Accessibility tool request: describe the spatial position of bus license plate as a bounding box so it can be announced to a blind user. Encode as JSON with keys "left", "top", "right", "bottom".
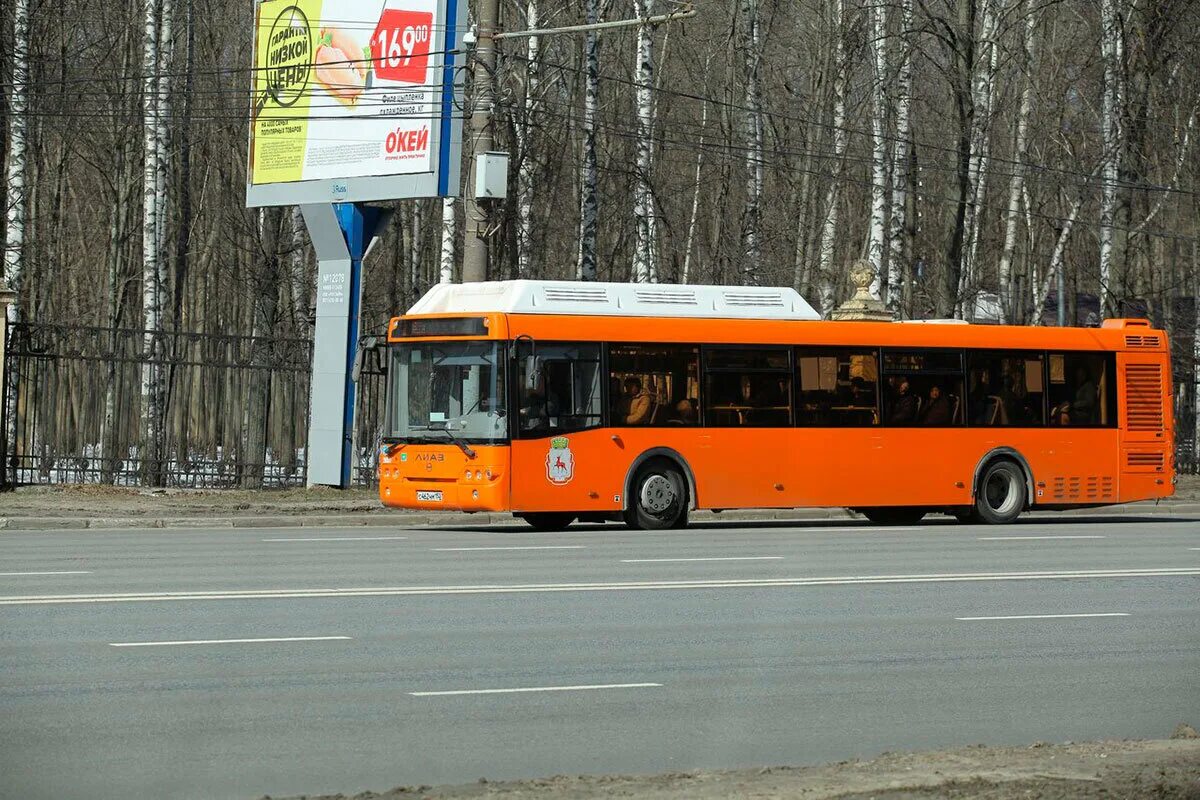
{"left": 416, "top": 490, "right": 443, "bottom": 502}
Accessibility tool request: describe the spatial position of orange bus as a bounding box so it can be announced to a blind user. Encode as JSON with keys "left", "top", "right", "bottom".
{"left": 378, "top": 280, "right": 1174, "bottom": 529}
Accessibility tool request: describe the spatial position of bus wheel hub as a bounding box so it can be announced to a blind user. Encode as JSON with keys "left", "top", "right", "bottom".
{"left": 641, "top": 474, "right": 676, "bottom": 514}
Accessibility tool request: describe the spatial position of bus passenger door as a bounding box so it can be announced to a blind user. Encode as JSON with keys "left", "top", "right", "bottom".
{"left": 508, "top": 341, "right": 623, "bottom": 515}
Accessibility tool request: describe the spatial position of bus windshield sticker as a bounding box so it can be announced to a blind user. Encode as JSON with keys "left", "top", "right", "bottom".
{"left": 546, "top": 436, "right": 575, "bottom": 485}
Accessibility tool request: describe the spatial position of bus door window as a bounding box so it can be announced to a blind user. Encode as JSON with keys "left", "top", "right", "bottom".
{"left": 966, "top": 352, "right": 1045, "bottom": 426}
{"left": 608, "top": 344, "right": 701, "bottom": 426}
{"left": 1048, "top": 353, "right": 1113, "bottom": 426}
{"left": 882, "top": 350, "right": 966, "bottom": 427}
{"left": 796, "top": 349, "right": 880, "bottom": 426}
{"left": 703, "top": 348, "right": 792, "bottom": 426}
{"left": 515, "top": 342, "right": 602, "bottom": 435}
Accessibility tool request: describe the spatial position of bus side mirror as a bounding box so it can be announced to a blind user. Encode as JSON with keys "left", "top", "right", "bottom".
{"left": 353, "top": 336, "right": 382, "bottom": 383}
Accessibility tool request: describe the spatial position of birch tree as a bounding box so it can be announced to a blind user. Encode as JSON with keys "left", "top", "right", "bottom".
{"left": 632, "top": 0, "right": 658, "bottom": 283}
{"left": 515, "top": 0, "right": 540, "bottom": 277}
{"left": 816, "top": 0, "right": 847, "bottom": 316}
{"left": 141, "top": 0, "right": 172, "bottom": 483}
{"left": 957, "top": 0, "right": 1000, "bottom": 319}
{"left": 886, "top": 0, "right": 913, "bottom": 317}
{"left": 3, "top": 0, "right": 30, "bottom": 322}
{"left": 866, "top": 0, "right": 889, "bottom": 301}
{"left": 997, "top": 0, "right": 1035, "bottom": 324}
{"left": 439, "top": 197, "right": 455, "bottom": 283}
{"left": 1098, "top": 0, "right": 1125, "bottom": 316}
{"left": 740, "top": 0, "right": 763, "bottom": 286}
{"left": 576, "top": 0, "right": 600, "bottom": 281}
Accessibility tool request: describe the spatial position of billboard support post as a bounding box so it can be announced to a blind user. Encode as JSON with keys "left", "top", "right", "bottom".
{"left": 303, "top": 203, "right": 384, "bottom": 488}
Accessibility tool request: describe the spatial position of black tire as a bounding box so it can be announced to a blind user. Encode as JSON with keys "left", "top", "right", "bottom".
{"left": 624, "top": 459, "right": 689, "bottom": 530}
{"left": 861, "top": 507, "right": 927, "bottom": 525}
{"left": 974, "top": 460, "right": 1027, "bottom": 524}
{"left": 518, "top": 512, "right": 576, "bottom": 531}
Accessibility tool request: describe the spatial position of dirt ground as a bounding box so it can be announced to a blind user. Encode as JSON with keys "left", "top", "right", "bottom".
{"left": 3, "top": 475, "right": 1199, "bottom": 518}
{"left": 264, "top": 736, "right": 1200, "bottom": 800}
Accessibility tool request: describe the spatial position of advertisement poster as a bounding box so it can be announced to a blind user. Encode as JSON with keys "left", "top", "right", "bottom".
{"left": 249, "top": 0, "right": 448, "bottom": 186}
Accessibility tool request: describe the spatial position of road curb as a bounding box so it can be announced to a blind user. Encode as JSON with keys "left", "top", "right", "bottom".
{"left": 1, "top": 501, "right": 1196, "bottom": 532}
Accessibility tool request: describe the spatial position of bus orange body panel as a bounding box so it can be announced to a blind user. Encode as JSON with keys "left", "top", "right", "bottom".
{"left": 379, "top": 303, "right": 1174, "bottom": 520}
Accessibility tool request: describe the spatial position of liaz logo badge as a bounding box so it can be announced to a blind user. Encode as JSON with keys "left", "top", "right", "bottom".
{"left": 546, "top": 436, "right": 574, "bottom": 485}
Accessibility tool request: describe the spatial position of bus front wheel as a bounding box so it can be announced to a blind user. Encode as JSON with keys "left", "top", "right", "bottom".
{"left": 625, "top": 460, "right": 689, "bottom": 530}
{"left": 518, "top": 512, "right": 576, "bottom": 532}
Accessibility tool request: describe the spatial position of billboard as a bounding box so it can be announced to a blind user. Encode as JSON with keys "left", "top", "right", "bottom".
{"left": 246, "top": 0, "right": 462, "bottom": 207}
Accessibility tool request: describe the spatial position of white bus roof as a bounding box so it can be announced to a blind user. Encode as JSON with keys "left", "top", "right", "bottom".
{"left": 406, "top": 280, "right": 821, "bottom": 321}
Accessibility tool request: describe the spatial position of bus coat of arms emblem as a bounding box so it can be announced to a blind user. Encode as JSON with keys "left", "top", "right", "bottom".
{"left": 546, "top": 436, "right": 574, "bottom": 484}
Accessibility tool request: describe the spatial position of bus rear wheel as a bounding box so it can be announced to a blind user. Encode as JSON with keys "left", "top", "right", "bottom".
{"left": 625, "top": 460, "right": 688, "bottom": 530}
{"left": 518, "top": 512, "right": 575, "bottom": 532}
{"left": 974, "top": 460, "right": 1026, "bottom": 524}
{"left": 861, "top": 507, "right": 926, "bottom": 526}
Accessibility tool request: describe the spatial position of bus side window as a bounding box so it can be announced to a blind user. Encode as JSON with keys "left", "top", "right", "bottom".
{"left": 609, "top": 344, "right": 701, "bottom": 426}
{"left": 515, "top": 342, "right": 602, "bottom": 436}
{"left": 703, "top": 348, "right": 792, "bottom": 426}
{"left": 1047, "top": 352, "right": 1111, "bottom": 426}
{"left": 881, "top": 350, "right": 966, "bottom": 427}
{"left": 796, "top": 349, "right": 879, "bottom": 426}
{"left": 966, "top": 352, "right": 1045, "bottom": 427}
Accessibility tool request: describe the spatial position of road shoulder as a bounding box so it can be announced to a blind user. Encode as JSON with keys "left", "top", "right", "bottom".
{"left": 266, "top": 737, "right": 1200, "bottom": 799}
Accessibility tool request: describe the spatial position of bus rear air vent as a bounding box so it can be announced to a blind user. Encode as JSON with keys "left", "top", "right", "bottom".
{"left": 1124, "top": 363, "right": 1164, "bottom": 431}
{"left": 634, "top": 288, "right": 698, "bottom": 305}
{"left": 542, "top": 286, "right": 609, "bottom": 303}
{"left": 723, "top": 290, "right": 785, "bottom": 308}
{"left": 1124, "top": 335, "right": 1161, "bottom": 348}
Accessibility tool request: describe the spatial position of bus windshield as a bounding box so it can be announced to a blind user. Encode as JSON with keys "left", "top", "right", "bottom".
{"left": 390, "top": 341, "right": 507, "bottom": 443}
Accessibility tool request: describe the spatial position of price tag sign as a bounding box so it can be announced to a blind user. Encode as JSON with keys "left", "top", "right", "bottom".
{"left": 371, "top": 9, "right": 433, "bottom": 84}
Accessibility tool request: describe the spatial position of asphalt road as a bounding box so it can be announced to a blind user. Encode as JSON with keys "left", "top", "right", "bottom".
{"left": 1, "top": 514, "right": 1198, "bottom": 800}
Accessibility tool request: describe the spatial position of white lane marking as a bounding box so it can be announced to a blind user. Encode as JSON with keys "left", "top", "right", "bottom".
{"left": 621, "top": 556, "right": 784, "bottom": 563}
{"left": 4, "top": 567, "right": 1198, "bottom": 606}
{"left": 956, "top": 613, "right": 1130, "bottom": 621}
{"left": 109, "top": 636, "right": 352, "bottom": 647}
{"left": 1189, "top": 548, "right": 1200, "bottom": 551}
{"left": 977, "top": 535, "right": 1106, "bottom": 541}
{"left": 410, "top": 682, "right": 661, "bottom": 697}
{"left": 431, "top": 545, "right": 586, "bottom": 552}
{"left": 263, "top": 536, "right": 408, "bottom": 542}
{"left": 0, "top": 571, "right": 92, "bottom": 576}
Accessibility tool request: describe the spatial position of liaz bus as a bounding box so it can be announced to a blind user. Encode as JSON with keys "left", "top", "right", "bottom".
{"left": 378, "top": 280, "right": 1174, "bottom": 530}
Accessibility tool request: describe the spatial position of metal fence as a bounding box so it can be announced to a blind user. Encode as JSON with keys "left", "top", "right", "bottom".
{"left": 2, "top": 324, "right": 324, "bottom": 488}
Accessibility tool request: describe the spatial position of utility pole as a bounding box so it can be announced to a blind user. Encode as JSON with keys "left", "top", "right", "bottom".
{"left": 459, "top": 3, "right": 696, "bottom": 284}
{"left": 461, "top": 0, "right": 501, "bottom": 283}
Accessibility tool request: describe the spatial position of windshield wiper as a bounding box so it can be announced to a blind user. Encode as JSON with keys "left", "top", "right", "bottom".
{"left": 428, "top": 422, "right": 477, "bottom": 459}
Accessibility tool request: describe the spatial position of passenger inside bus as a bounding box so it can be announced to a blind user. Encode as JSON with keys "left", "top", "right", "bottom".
{"left": 887, "top": 377, "right": 920, "bottom": 425}
{"left": 920, "top": 385, "right": 954, "bottom": 425}
{"left": 619, "top": 377, "right": 654, "bottom": 425}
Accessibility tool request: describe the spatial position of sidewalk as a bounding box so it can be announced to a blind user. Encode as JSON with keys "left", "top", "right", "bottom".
{"left": 2, "top": 481, "right": 1197, "bottom": 530}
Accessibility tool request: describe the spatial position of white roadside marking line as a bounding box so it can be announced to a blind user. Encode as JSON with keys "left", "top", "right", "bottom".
{"left": 955, "top": 613, "right": 1130, "bottom": 621}
{"left": 4, "top": 567, "right": 1198, "bottom": 606}
{"left": 977, "top": 535, "right": 1106, "bottom": 541}
{"left": 621, "top": 556, "right": 784, "bottom": 563}
{"left": 108, "top": 636, "right": 352, "bottom": 647}
{"left": 431, "top": 545, "right": 586, "bottom": 552}
{"left": 0, "top": 571, "right": 92, "bottom": 576}
{"left": 410, "top": 682, "right": 661, "bottom": 697}
{"left": 263, "top": 536, "right": 408, "bottom": 542}
{"left": 1189, "top": 548, "right": 1200, "bottom": 551}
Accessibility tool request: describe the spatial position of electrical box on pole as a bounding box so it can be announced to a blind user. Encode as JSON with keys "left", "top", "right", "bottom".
{"left": 474, "top": 152, "right": 510, "bottom": 200}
